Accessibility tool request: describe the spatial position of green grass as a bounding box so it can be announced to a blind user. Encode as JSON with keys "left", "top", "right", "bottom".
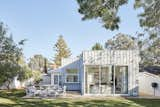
{"left": 0, "top": 90, "right": 160, "bottom": 107}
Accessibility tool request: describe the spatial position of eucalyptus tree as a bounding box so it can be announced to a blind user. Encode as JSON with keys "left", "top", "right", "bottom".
{"left": 134, "top": 0, "right": 160, "bottom": 66}
{"left": 77, "top": 0, "right": 128, "bottom": 30}
{"left": 105, "top": 33, "right": 138, "bottom": 50}
{"left": 28, "top": 54, "right": 48, "bottom": 73}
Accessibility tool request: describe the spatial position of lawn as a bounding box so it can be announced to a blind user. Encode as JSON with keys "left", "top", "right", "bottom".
{"left": 0, "top": 90, "right": 160, "bottom": 107}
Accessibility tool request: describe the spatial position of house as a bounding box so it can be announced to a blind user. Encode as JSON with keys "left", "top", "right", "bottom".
{"left": 51, "top": 50, "right": 140, "bottom": 96}
{"left": 138, "top": 66, "right": 160, "bottom": 96}
{"left": 143, "top": 66, "right": 160, "bottom": 75}
{"left": 138, "top": 72, "right": 160, "bottom": 96}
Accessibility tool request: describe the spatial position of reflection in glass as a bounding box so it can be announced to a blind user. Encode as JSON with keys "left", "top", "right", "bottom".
{"left": 115, "top": 66, "right": 128, "bottom": 94}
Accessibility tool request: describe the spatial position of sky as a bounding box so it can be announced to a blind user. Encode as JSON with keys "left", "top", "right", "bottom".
{"left": 0, "top": 0, "right": 142, "bottom": 61}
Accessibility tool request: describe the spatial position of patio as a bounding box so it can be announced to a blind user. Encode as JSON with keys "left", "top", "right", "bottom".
{"left": 25, "top": 84, "right": 66, "bottom": 98}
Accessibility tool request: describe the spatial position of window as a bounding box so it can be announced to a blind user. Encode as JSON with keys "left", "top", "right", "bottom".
{"left": 66, "top": 75, "right": 78, "bottom": 83}
{"left": 66, "top": 69, "right": 79, "bottom": 83}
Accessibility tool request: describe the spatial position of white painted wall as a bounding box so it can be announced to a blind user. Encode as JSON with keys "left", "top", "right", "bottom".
{"left": 0, "top": 76, "right": 34, "bottom": 89}
{"left": 82, "top": 50, "right": 140, "bottom": 96}
{"left": 40, "top": 74, "right": 51, "bottom": 85}
{"left": 138, "top": 72, "right": 160, "bottom": 96}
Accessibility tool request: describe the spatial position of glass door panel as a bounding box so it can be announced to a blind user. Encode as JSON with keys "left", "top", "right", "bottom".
{"left": 115, "top": 66, "right": 128, "bottom": 94}
{"left": 85, "top": 65, "right": 128, "bottom": 95}
{"left": 87, "top": 66, "right": 100, "bottom": 94}
{"left": 85, "top": 65, "right": 114, "bottom": 94}
{"left": 100, "top": 66, "right": 113, "bottom": 94}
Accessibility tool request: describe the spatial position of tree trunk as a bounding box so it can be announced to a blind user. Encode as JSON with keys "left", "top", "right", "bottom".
{"left": 6, "top": 80, "right": 11, "bottom": 90}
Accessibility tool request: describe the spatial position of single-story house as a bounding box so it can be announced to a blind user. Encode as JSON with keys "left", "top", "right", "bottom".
{"left": 143, "top": 66, "right": 160, "bottom": 75}
{"left": 51, "top": 50, "right": 140, "bottom": 96}
{"left": 138, "top": 72, "right": 160, "bottom": 96}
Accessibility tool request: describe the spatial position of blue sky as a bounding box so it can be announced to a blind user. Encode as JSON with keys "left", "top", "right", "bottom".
{"left": 0, "top": 0, "right": 142, "bottom": 61}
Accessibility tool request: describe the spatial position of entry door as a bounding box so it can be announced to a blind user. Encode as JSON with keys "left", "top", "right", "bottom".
{"left": 54, "top": 74, "right": 62, "bottom": 86}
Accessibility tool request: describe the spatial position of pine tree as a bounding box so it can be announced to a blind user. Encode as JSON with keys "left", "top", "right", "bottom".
{"left": 91, "top": 43, "right": 103, "bottom": 50}
{"left": 54, "top": 35, "right": 71, "bottom": 67}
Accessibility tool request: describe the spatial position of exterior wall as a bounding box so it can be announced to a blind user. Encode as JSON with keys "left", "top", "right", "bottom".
{"left": 0, "top": 76, "right": 34, "bottom": 89}
{"left": 61, "top": 57, "right": 83, "bottom": 91}
{"left": 52, "top": 50, "right": 140, "bottom": 96}
{"left": 138, "top": 72, "right": 160, "bottom": 96}
{"left": 82, "top": 50, "right": 140, "bottom": 96}
{"left": 40, "top": 74, "right": 51, "bottom": 85}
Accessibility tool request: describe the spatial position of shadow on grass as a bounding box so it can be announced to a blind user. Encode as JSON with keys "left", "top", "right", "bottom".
{"left": 1, "top": 90, "right": 160, "bottom": 107}
{"left": 125, "top": 98, "right": 160, "bottom": 107}
{"left": 0, "top": 99, "right": 133, "bottom": 107}
{"left": 0, "top": 89, "right": 25, "bottom": 98}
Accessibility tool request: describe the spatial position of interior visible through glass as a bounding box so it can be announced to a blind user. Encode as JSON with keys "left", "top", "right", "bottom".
{"left": 115, "top": 66, "right": 128, "bottom": 94}
{"left": 85, "top": 65, "right": 128, "bottom": 95}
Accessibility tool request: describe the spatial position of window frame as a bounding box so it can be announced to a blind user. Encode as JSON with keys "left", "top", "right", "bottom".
{"left": 65, "top": 69, "right": 79, "bottom": 83}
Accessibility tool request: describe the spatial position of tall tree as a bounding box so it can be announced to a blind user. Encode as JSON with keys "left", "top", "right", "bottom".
{"left": 77, "top": 0, "right": 128, "bottom": 30}
{"left": 134, "top": 0, "right": 160, "bottom": 31}
{"left": 44, "top": 58, "right": 48, "bottom": 73}
{"left": 17, "top": 56, "right": 33, "bottom": 82}
{"left": 134, "top": 0, "right": 160, "bottom": 66}
{"left": 54, "top": 35, "right": 71, "bottom": 67}
{"left": 0, "top": 22, "right": 32, "bottom": 89}
{"left": 137, "top": 32, "right": 160, "bottom": 66}
{"left": 28, "top": 54, "right": 48, "bottom": 73}
{"left": 91, "top": 42, "right": 104, "bottom": 50}
{"left": 105, "top": 33, "right": 138, "bottom": 50}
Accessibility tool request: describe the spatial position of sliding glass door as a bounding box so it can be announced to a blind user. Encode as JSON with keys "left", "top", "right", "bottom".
{"left": 100, "top": 66, "right": 113, "bottom": 94}
{"left": 85, "top": 65, "right": 128, "bottom": 95}
{"left": 115, "top": 66, "right": 128, "bottom": 94}
{"left": 85, "top": 65, "right": 113, "bottom": 94}
{"left": 85, "top": 65, "right": 100, "bottom": 94}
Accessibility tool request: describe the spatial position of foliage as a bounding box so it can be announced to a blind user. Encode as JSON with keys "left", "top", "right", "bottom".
{"left": 0, "top": 22, "right": 32, "bottom": 89}
{"left": 91, "top": 42, "right": 103, "bottom": 50}
{"left": 0, "top": 22, "right": 22, "bottom": 89}
{"left": 28, "top": 54, "right": 48, "bottom": 73}
{"left": 134, "top": 0, "right": 160, "bottom": 66}
{"left": 18, "top": 66, "right": 33, "bottom": 82}
{"left": 0, "top": 62, "right": 21, "bottom": 89}
{"left": 0, "top": 23, "right": 22, "bottom": 63}
{"left": 54, "top": 35, "right": 71, "bottom": 67}
{"left": 134, "top": 0, "right": 160, "bottom": 30}
{"left": 105, "top": 33, "right": 138, "bottom": 50}
{"left": 32, "top": 70, "right": 42, "bottom": 84}
{"left": 77, "top": 0, "right": 128, "bottom": 30}
{"left": 137, "top": 32, "right": 160, "bottom": 66}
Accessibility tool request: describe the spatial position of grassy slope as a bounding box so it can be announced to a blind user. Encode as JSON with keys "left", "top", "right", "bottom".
{"left": 0, "top": 90, "right": 160, "bottom": 107}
